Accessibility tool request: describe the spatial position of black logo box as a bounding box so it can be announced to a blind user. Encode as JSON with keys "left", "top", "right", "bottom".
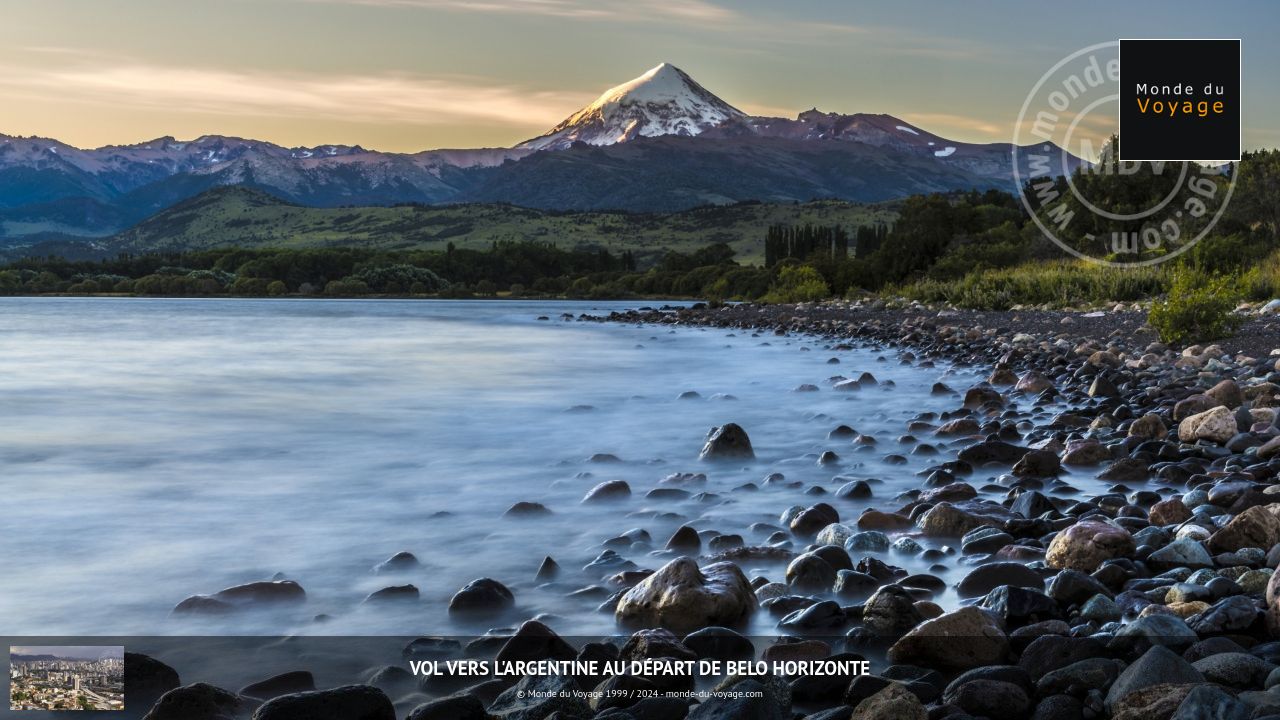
{"left": 1119, "top": 39, "right": 1241, "bottom": 162}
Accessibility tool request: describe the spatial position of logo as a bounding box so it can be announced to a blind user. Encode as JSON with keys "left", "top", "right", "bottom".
{"left": 1012, "top": 41, "right": 1238, "bottom": 267}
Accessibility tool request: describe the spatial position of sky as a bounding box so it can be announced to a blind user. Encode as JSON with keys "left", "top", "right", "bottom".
{"left": 11, "top": 646, "right": 123, "bottom": 660}
{"left": 1, "top": 0, "right": 1277, "bottom": 153}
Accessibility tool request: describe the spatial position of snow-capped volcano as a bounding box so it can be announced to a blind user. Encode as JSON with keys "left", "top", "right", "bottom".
{"left": 517, "top": 63, "right": 745, "bottom": 151}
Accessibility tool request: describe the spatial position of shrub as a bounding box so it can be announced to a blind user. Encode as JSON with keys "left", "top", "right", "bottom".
{"left": 323, "top": 278, "right": 370, "bottom": 296}
{"left": 1147, "top": 266, "right": 1243, "bottom": 345}
{"left": 352, "top": 264, "right": 447, "bottom": 293}
{"left": 763, "top": 265, "right": 831, "bottom": 304}
{"left": 267, "top": 280, "right": 288, "bottom": 296}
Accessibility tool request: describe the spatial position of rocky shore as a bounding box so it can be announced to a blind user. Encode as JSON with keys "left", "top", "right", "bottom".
{"left": 128, "top": 299, "right": 1280, "bottom": 720}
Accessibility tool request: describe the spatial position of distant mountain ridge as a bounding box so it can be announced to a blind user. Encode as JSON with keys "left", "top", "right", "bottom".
{"left": 0, "top": 62, "right": 1080, "bottom": 250}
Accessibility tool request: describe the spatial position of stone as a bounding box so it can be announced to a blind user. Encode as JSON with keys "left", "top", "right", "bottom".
{"left": 174, "top": 580, "right": 305, "bottom": 614}
{"left": 956, "top": 562, "right": 1044, "bottom": 598}
{"left": 489, "top": 674, "right": 590, "bottom": 720}
{"left": 448, "top": 578, "right": 514, "bottom": 616}
{"left": 1046, "top": 521, "right": 1134, "bottom": 572}
{"left": 979, "top": 585, "right": 1059, "bottom": 625}
{"left": 1016, "top": 372, "right": 1054, "bottom": 394}
{"left": 700, "top": 424, "right": 754, "bottom": 460}
{"left": 815, "top": 523, "right": 855, "bottom": 548}
{"left": 1036, "top": 658, "right": 1122, "bottom": 697}
{"left": 240, "top": 671, "right": 316, "bottom": 701}
{"left": 957, "top": 439, "right": 1025, "bottom": 464}
{"left": 1169, "top": 684, "right": 1250, "bottom": 720}
{"left": 1177, "top": 406, "right": 1238, "bottom": 444}
{"left": 1013, "top": 450, "right": 1062, "bottom": 477}
{"left": 583, "top": 480, "right": 631, "bottom": 503}
{"left": 1149, "top": 498, "right": 1192, "bottom": 525}
{"left": 251, "top": 685, "right": 395, "bottom": 720}
{"left": 886, "top": 606, "right": 1010, "bottom": 671}
{"left": 1148, "top": 538, "right": 1215, "bottom": 570}
{"left": 1017, "top": 635, "right": 1106, "bottom": 678}
{"left": 917, "top": 502, "right": 989, "bottom": 537}
{"left": 1079, "top": 594, "right": 1122, "bottom": 623}
{"left": 1046, "top": 569, "right": 1112, "bottom": 606}
{"left": 1206, "top": 379, "right": 1244, "bottom": 409}
{"left": 1061, "top": 439, "right": 1111, "bottom": 465}
{"left": 1129, "top": 413, "right": 1169, "bottom": 440}
{"left": 849, "top": 682, "right": 926, "bottom": 720}
{"left": 683, "top": 626, "right": 754, "bottom": 661}
{"left": 373, "top": 551, "right": 419, "bottom": 573}
{"left": 791, "top": 504, "right": 840, "bottom": 536}
{"left": 943, "top": 679, "right": 1029, "bottom": 720}
{"left": 1105, "top": 646, "right": 1204, "bottom": 711}
{"left": 1110, "top": 684, "right": 1195, "bottom": 720}
{"left": 496, "top": 620, "right": 578, "bottom": 664}
{"left": 141, "top": 684, "right": 242, "bottom": 720}
{"left": 862, "top": 585, "right": 925, "bottom": 637}
{"left": 1207, "top": 505, "right": 1280, "bottom": 553}
{"left": 407, "top": 695, "right": 487, "bottom": 720}
{"left": 124, "top": 653, "right": 180, "bottom": 712}
{"left": 615, "top": 557, "right": 755, "bottom": 633}
{"left": 1191, "top": 652, "right": 1274, "bottom": 688}
{"left": 785, "top": 553, "right": 837, "bottom": 592}
{"left": 691, "top": 676, "right": 789, "bottom": 720}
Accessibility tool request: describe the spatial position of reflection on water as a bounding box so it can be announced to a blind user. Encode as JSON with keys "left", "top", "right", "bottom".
{"left": 0, "top": 297, "right": 1001, "bottom": 637}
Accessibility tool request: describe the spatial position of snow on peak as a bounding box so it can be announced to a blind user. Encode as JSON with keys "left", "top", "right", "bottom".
{"left": 518, "top": 63, "right": 745, "bottom": 151}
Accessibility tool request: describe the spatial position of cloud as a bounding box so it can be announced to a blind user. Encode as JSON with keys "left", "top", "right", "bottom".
{"left": 900, "top": 112, "right": 1007, "bottom": 137}
{"left": 0, "top": 62, "right": 591, "bottom": 129}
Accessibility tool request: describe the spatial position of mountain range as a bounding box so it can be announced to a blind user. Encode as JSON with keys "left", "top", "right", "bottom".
{"left": 0, "top": 63, "right": 1079, "bottom": 251}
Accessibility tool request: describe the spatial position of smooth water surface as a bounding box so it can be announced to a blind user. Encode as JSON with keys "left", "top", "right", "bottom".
{"left": 0, "top": 298, "right": 994, "bottom": 637}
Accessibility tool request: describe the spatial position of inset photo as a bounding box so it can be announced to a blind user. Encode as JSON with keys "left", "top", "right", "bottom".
{"left": 9, "top": 647, "right": 124, "bottom": 711}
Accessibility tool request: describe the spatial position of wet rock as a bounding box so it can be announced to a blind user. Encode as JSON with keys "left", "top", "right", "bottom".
{"left": 1128, "top": 413, "right": 1168, "bottom": 440}
{"left": 815, "top": 523, "right": 855, "bottom": 547}
{"left": 960, "top": 526, "right": 1015, "bottom": 554}
{"left": 700, "top": 424, "right": 754, "bottom": 460}
{"left": 535, "top": 556, "right": 560, "bottom": 581}
{"left": 833, "top": 570, "right": 879, "bottom": 601}
{"left": 683, "top": 626, "right": 754, "bottom": 661}
{"left": 1045, "top": 521, "right": 1135, "bottom": 572}
{"left": 496, "top": 620, "right": 577, "bottom": 664}
{"left": 856, "top": 510, "right": 913, "bottom": 531}
{"left": 1149, "top": 498, "right": 1192, "bottom": 526}
{"left": 1104, "top": 646, "right": 1204, "bottom": 711}
{"left": 240, "top": 671, "right": 316, "bottom": 701}
{"left": 505, "top": 502, "right": 552, "bottom": 517}
{"left": 1112, "top": 613, "right": 1199, "bottom": 651}
{"left": 1061, "top": 439, "right": 1111, "bottom": 465}
{"left": 979, "top": 585, "right": 1059, "bottom": 626}
{"left": 1079, "top": 594, "right": 1122, "bottom": 623}
{"left": 1016, "top": 372, "right": 1054, "bottom": 394}
{"left": 937, "top": 418, "right": 981, "bottom": 435}
{"left": 666, "top": 525, "right": 701, "bottom": 553}
{"left": 957, "top": 439, "right": 1026, "bottom": 465}
{"left": 1046, "top": 568, "right": 1113, "bottom": 605}
{"left": 845, "top": 531, "right": 891, "bottom": 552}
{"left": 791, "top": 503, "right": 840, "bottom": 536}
{"left": 943, "top": 679, "right": 1029, "bottom": 720}
{"left": 779, "top": 600, "right": 846, "bottom": 631}
{"left": 583, "top": 480, "right": 631, "bottom": 503}
{"left": 615, "top": 557, "right": 755, "bottom": 633}
{"left": 124, "top": 652, "right": 180, "bottom": 712}
{"left": 1036, "top": 657, "right": 1122, "bottom": 697}
{"left": 406, "top": 695, "right": 487, "bottom": 720}
{"left": 887, "top": 606, "right": 1009, "bottom": 671}
{"left": 252, "top": 685, "right": 395, "bottom": 720}
{"left": 1169, "top": 683, "right": 1250, "bottom": 720}
{"left": 373, "top": 551, "right": 419, "bottom": 573}
{"left": 1013, "top": 450, "right": 1061, "bottom": 477}
{"left": 489, "top": 674, "right": 589, "bottom": 720}
{"left": 1147, "top": 538, "right": 1215, "bottom": 570}
{"left": 1189, "top": 595, "right": 1262, "bottom": 634}
{"left": 1206, "top": 378, "right": 1244, "bottom": 408}
{"left": 363, "top": 584, "right": 418, "bottom": 603}
{"left": 1109, "top": 683, "right": 1195, "bottom": 720}
{"left": 862, "top": 585, "right": 926, "bottom": 637}
{"left": 447, "top": 578, "right": 514, "bottom": 616}
{"left": 964, "top": 385, "right": 1005, "bottom": 409}
{"left": 916, "top": 502, "right": 989, "bottom": 537}
{"left": 785, "top": 553, "right": 837, "bottom": 592}
{"left": 143, "top": 683, "right": 246, "bottom": 720}
{"left": 849, "top": 682, "right": 926, "bottom": 720}
{"left": 956, "top": 562, "right": 1043, "bottom": 598}
{"left": 1177, "top": 406, "right": 1237, "bottom": 444}
{"left": 1192, "top": 651, "right": 1273, "bottom": 688}
{"left": 1207, "top": 504, "right": 1280, "bottom": 553}
{"left": 1017, "top": 635, "right": 1106, "bottom": 678}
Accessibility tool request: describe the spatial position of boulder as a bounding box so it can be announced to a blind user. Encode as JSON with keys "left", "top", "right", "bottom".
{"left": 1104, "top": 646, "right": 1204, "bottom": 711}
{"left": 488, "top": 674, "right": 590, "bottom": 720}
{"left": 252, "top": 685, "right": 395, "bottom": 720}
{"left": 850, "top": 681, "right": 926, "bottom": 720}
{"left": 615, "top": 557, "right": 755, "bottom": 633}
{"left": 239, "top": 671, "right": 316, "bottom": 701}
{"left": 916, "top": 502, "right": 989, "bottom": 537}
{"left": 1149, "top": 498, "right": 1192, "bottom": 526}
{"left": 1128, "top": 413, "right": 1168, "bottom": 440}
{"left": 886, "top": 606, "right": 1010, "bottom": 671}
{"left": 700, "top": 424, "right": 754, "bottom": 460}
{"left": 124, "top": 653, "right": 180, "bottom": 712}
{"left": 1045, "top": 521, "right": 1135, "bottom": 572}
{"left": 407, "top": 696, "right": 487, "bottom": 720}
{"left": 956, "top": 562, "right": 1044, "bottom": 598}
{"left": 447, "top": 578, "right": 514, "bottom": 616}
{"left": 1207, "top": 505, "right": 1280, "bottom": 553}
{"left": 143, "top": 684, "right": 244, "bottom": 720}
{"left": 1177, "top": 406, "right": 1237, "bottom": 444}
{"left": 862, "top": 585, "right": 926, "bottom": 637}
{"left": 583, "top": 480, "right": 631, "bottom": 503}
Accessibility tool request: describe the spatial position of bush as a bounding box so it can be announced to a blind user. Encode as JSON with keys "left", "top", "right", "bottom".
{"left": 323, "top": 278, "right": 370, "bottom": 296}
{"left": 267, "top": 280, "right": 288, "bottom": 296}
{"left": 763, "top": 265, "right": 831, "bottom": 304}
{"left": 352, "top": 264, "right": 447, "bottom": 293}
{"left": 1147, "top": 266, "right": 1243, "bottom": 345}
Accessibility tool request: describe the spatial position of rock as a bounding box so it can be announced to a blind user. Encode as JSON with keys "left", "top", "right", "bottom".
{"left": 447, "top": 578, "right": 514, "bottom": 616}
{"left": 791, "top": 504, "right": 840, "bottom": 536}
{"left": 1129, "top": 413, "right": 1169, "bottom": 440}
{"left": 240, "top": 671, "right": 316, "bottom": 701}
{"left": 937, "top": 418, "right": 981, "bottom": 435}
{"left": 1104, "top": 646, "right": 1204, "bottom": 710}
{"left": 956, "top": 562, "right": 1044, "bottom": 598}
{"left": 886, "top": 606, "right": 1010, "bottom": 671}
{"left": 364, "top": 585, "right": 418, "bottom": 603}
{"left": 815, "top": 523, "right": 855, "bottom": 547}
{"left": 943, "top": 679, "right": 1030, "bottom": 720}
{"left": 1011, "top": 490, "right": 1055, "bottom": 518}
{"left": 862, "top": 585, "right": 926, "bottom": 637}
{"left": 850, "top": 682, "right": 926, "bottom": 720}
{"left": 1110, "top": 683, "right": 1196, "bottom": 720}
{"left": 683, "top": 627, "right": 754, "bottom": 661}
{"left": 1207, "top": 505, "right": 1280, "bottom": 553}
{"left": 1189, "top": 595, "right": 1262, "bottom": 634}
{"left": 845, "top": 531, "right": 891, "bottom": 552}
{"left": 1113, "top": 613, "right": 1199, "bottom": 650}
{"left": 779, "top": 600, "right": 846, "bottom": 631}
{"left": 1079, "top": 594, "right": 1122, "bottom": 623}
{"left": 615, "top": 557, "right": 755, "bottom": 633}
{"left": 856, "top": 510, "right": 913, "bottom": 531}
{"left": 251, "top": 685, "right": 394, "bottom": 720}
{"left": 1061, "top": 439, "right": 1111, "bottom": 465}
{"left": 1192, "top": 652, "right": 1273, "bottom": 688}
{"left": 143, "top": 683, "right": 245, "bottom": 720}
{"left": 979, "top": 585, "right": 1059, "bottom": 625}
{"left": 833, "top": 570, "right": 879, "bottom": 600}
{"left": 489, "top": 674, "right": 589, "bottom": 720}
{"left": 407, "top": 695, "right": 487, "bottom": 720}
{"left": 1149, "top": 498, "right": 1192, "bottom": 526}
{"left": 958, "top": 439, "right": 1025, "bottom": 464}
{"left": 1046, "top": 569, "right": 1112, "bottom": 606}
{"left": 917, "top": 502, "right": 988, "bottom": 537}
{"left": 1045, "top": 521, "right": 1135, "bottom": 572}
{"left": 583, "top": 480, "right": 631, "bottom": 503}
{"left": 1017, "top": 635, "right": 1106, "bottom": 678}
{"left": 1206, "top": 379, "right": 1244, "bottom": 409}
{"left": 1177, "top": 406, "right": 1237, "bottom": 444}
{"left": 505, "top": 501, "right": 552, "bottom": 517}
{"left": 1012, "top": 450, "right": 1062, "bottom": 477}
{"left": 1089, "top": 374, "right": 1120, "bottom": 398}
{"left": 124, "top": 652, "right": 180, "bottom": 711}
{"left": 174, "top": 581, "right": 306, "bottom": 614}
{"left": 373, "top": 551, "right": 419, "bottom": 573}
{"left": 786, "top": 553, "right": 837, "bottom": 592}
{"left": 1032, "top": 694, "right": 1085, "bottom": 720}
{"left": 1016, "top": 372, "right": 1054, "bottom": 394}
{"left": 496, "top": 620, "right": 578, "bottom": 664}
{"left": 666, "top": 526, "right": 701, "bottom": 553}
{"left": 1169, "top": 684, "right": 1250, "bottom": 720}
{"left": 693, "top": 676, "right": 789, "bottom": 720}
{"left": 700, "top": 424, "right": 754, "bottom": 460}
{"left": 1147, "top": 538, "right": 1215, "bottom": 570}
{"left": 1036, "top": 658, "right": 1122, "bottom": 697}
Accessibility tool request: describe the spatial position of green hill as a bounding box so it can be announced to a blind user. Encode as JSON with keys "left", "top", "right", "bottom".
{"left": 105, "top": 186, "right": 895, "bottom": 265}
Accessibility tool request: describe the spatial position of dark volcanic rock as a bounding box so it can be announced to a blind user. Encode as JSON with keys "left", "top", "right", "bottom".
{"left": 700, "top": 423, "right": 755, "bottom": 460}
{"left": 447, "top": 578, "right": 515, "bottom": 616}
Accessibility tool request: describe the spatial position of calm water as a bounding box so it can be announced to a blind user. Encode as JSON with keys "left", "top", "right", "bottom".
{"left": 0, "top": 298, "right": 996, "bottom": 638}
